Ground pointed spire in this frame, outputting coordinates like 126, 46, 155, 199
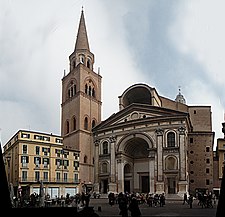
74, 8, 90, 51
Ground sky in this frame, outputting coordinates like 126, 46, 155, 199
0, 0, 225, 149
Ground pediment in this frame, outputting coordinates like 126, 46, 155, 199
94, 103, 188, 130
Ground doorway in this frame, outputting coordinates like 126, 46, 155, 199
167, 177, 176, 194
124, 180, 130, 193
141, 176, 150, 193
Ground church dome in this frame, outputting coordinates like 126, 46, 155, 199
175, 88, 186, 104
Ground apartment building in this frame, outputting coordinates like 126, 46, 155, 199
3, 130, 80, 199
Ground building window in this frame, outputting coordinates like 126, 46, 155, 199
190, 138, 193, 143
190, 161, 194, 164
206, 179, 210, 185
23, 145, 27, 154
35, 171, 40, 182
206, 147, 210, 152
21, 133, 30, 139
190, 179, 194, 183
36, 146, 40, 155
73, 117, 76, 131
74, 174, 79, 183
84, 155, 87, 164
55, 138, 62, 143
206, 158, 210, 164
206, 168, 210, 173
194, 110, 196, 114
63, 173, 68, 182
167, 132, 175, 147
66, 120, 69, 134
22, 171, 27, 181
92, 120, 96, 129
103, 141, 108, 155
74, 161, 79, 170
56, 159, 62, 169
84, 117, 88, 130
190, 171, 194, 174
43, 158, 49, 168
85, 84, 88, 94
21, 156, 29, 167
63, 160, 69, 169
56, 172, 60, 182
34, 157, 41, 168
43, 172, 48, 181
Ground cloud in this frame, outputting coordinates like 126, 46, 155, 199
0, 0, 224, 148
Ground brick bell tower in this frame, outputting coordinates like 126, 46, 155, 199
61, 9, 102, 185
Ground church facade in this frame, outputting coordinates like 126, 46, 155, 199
61, 10, 214, 196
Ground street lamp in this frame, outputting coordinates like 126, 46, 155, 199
5, 155, 11, 184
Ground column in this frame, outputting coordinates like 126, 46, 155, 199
179, 126, 186, 181
93, 139, 100, 192
178, 126, 188, 195
117, 159, 124, 193
110, 136, 116, 182
108, 135, 117, 192
156, 128, 163, 181
148, 150, 155, 194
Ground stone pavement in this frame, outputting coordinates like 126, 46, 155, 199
87, 198, 217, 217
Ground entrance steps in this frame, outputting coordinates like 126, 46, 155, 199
165, 194, 183, 201
98, 193, 183, 201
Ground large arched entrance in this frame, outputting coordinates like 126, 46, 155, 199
122, 136, 151, 193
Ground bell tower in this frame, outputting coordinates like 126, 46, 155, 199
61, 9, 102, 184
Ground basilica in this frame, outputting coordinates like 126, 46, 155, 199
61, 10, 214, 196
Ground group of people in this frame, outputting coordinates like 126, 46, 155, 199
183, 191, 215, 209
107, 191, 167, 217
117, 192, 141, 217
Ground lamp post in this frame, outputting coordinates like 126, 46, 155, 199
5, 155, 11, 184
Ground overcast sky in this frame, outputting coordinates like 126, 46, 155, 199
1, 0, 225, 149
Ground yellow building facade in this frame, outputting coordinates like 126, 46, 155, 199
3, 130, 80, 198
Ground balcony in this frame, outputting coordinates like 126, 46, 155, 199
18, 177, 80, 184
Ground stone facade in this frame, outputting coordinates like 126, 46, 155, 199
61, 10, 214, 195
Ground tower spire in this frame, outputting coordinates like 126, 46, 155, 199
74, 9, 90, 51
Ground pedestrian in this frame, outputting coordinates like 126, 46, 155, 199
159, 193, 165, 207
183, 193, 188, 205
189, 194, 193, 209
128, 196, 141, 217
118, 193, 128, 217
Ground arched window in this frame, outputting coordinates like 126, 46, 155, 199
92, 88, 95, 97
67, 81, 76, 99
84, 117, 88, 130
92, 120, 96, 129
73, 61, 76, 69
84, 155, 87, 163
166, 156, 177, 170
87, 59, 91, 68
66, 121, 69, 134
167, 132, 175, 147
85, 84, 88, 94
72, 117, 76, 131
103, 141, 108, 155
88, 86, 92, 96
102, 163, 107, 173
79, 55, 84, 64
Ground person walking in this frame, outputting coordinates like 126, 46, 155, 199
183, 193, 188, 205
128, 196, 141, 217
189, 194, 193, 209
118, 193, 128, 217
